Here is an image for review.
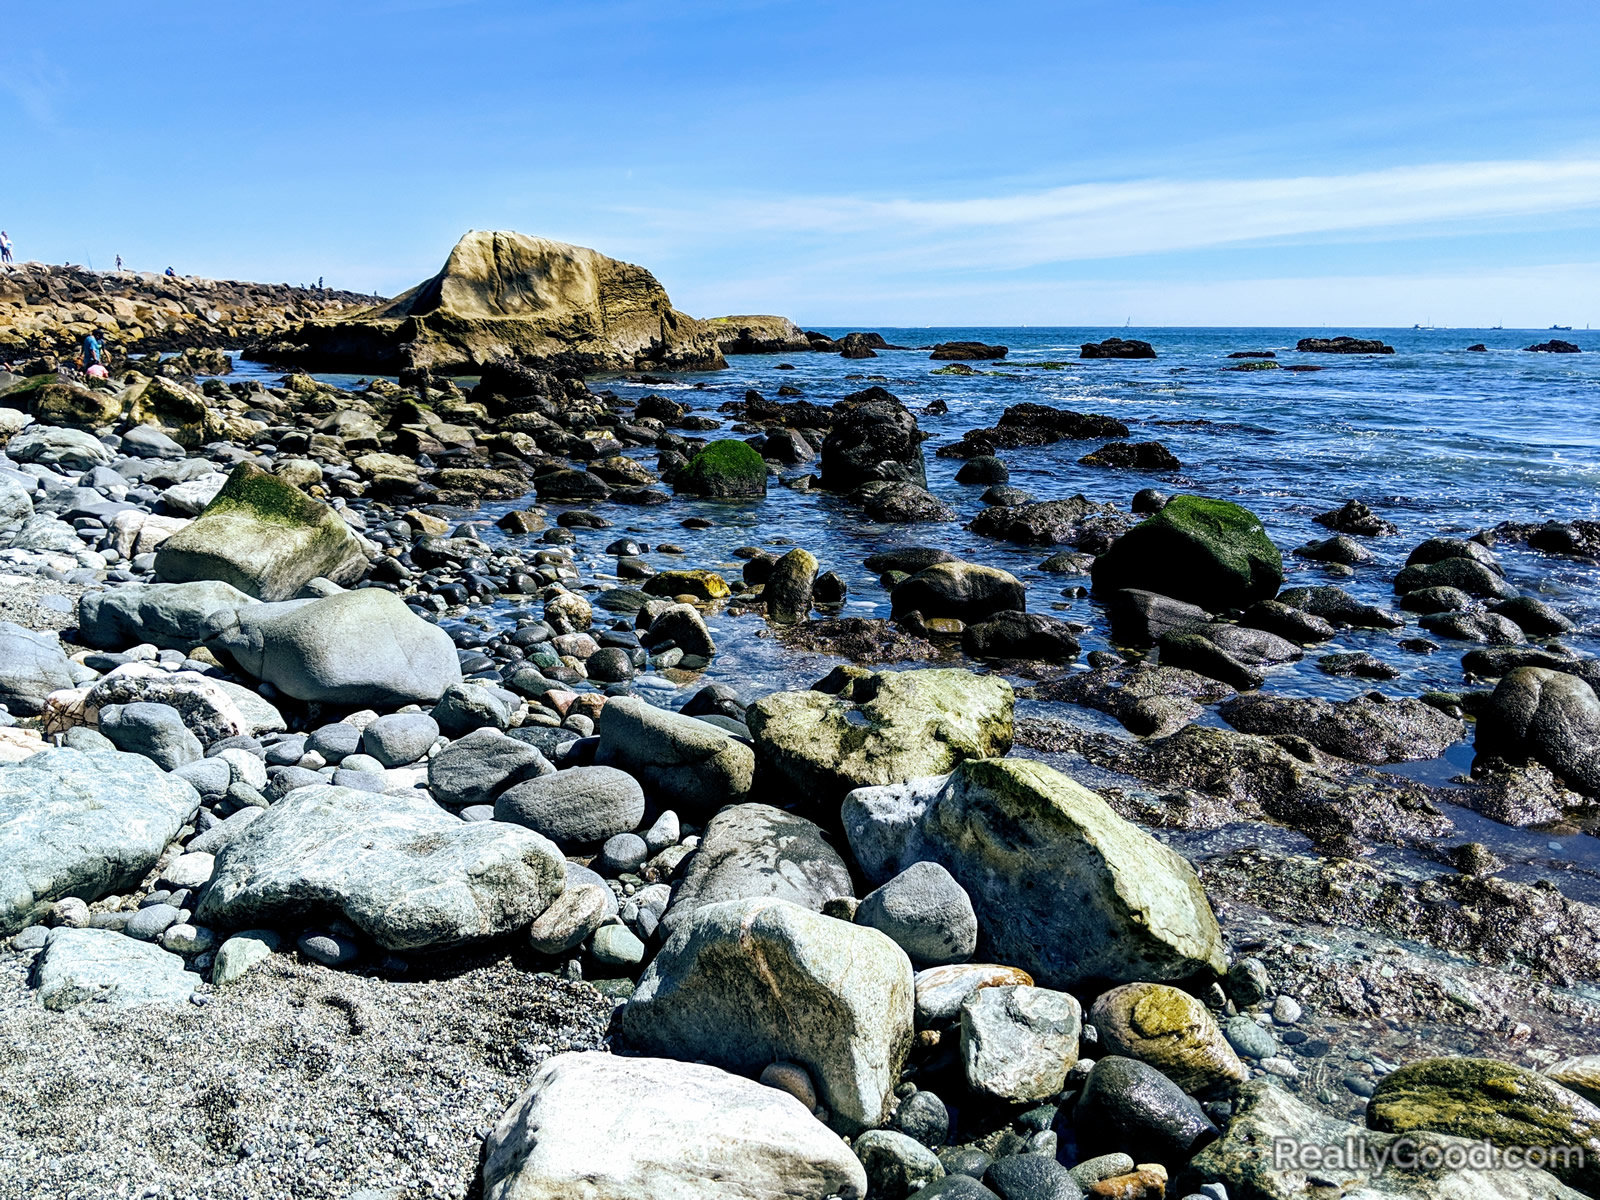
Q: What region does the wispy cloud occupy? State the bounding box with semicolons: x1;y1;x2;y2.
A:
617;156;1600;270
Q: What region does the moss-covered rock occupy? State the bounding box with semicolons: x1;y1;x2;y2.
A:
641;569;732;602
1368;1057;1600;1194
153;462;368;601
746;666;1013;805
1092;494;1283;610
674;439;768;499
0;374;121;429
1089;982;1248;1093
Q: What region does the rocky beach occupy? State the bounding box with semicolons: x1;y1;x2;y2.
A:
1;230;1599;1200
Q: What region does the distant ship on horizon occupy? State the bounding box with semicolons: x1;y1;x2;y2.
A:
1550;324;1573;331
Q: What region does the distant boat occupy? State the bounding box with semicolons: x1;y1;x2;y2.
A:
1491;325;1503;330
1550;324;1573;331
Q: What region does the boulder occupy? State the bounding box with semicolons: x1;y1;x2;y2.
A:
746;667;1014;805
197;785;566;951
0;746;199;934
930;341;1007;361
663;803;855;933
855;861;977;967
674;438;768;499
889;562;1026;623
1183;1078;1583;1200
6;425;113;468
32;926;200;1011
97;702;203;771
153;462;368;601
968;494;1127;547
264;230;727;374
1075;1056;1219;1164
853;757;1227;989
706;314;816;355
0;474;34;534
494;765;646;848
854;1130;945;1199
205;588;462;705
481;1052;867;1200
1089;982;1248;1093
960;984;1082;1101
820;396;928;491
1220;693;1466;765
595;695;754;815
961;611;1080;662
85;664;254;745
622;897;915;1134
1081;338;1156;359
0;621;74;715
1296;336;1394;353
1092;495;1283;610
765;547;819;622
854;481;956;523
78;580;259;652
1476;668;1600;795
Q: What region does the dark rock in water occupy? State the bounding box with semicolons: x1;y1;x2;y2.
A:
1405;535;1503;573
1130;488;1168;514
955;456;1009;485
1525;340;1581;353
865;547;957;575
1106;588;1208;647
813;570;848;604
962;611;1080;663
1077;441;1180;470
674;439;768;499
854;481;957;523
969;495;1127;549
838;332;880;358
777;617;949;665
1420;609;1525;645
1318;651;1400;679
1400;585;1473;614
1157;630;1273;690
1092;495;1283;610
1476;667;1600;796
821;395;928;491
1220;693;1466;764
1228;350;1276;359
1466;343;1488;352
1461;644;1583;679
1492;596;1575;636
1314;499;1398;537
939;404;1129;457
1294;534;1374;565
1037;661;1232;737
1241;599;1335;644
1503;518;1600;562
1395;558;1518;601
765;548;818;622
1296;336;1394;354
930;341;1007;361
680;683;746;721
1277;585;1403;629
557;509;611;528
1072;1056;1218;1164
535;469;610;502
980;485;1033;506
890;562;1025;624
1039;550;1094;575
1080;338;1156;360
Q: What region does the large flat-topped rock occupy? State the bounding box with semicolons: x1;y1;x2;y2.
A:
262;230;727;374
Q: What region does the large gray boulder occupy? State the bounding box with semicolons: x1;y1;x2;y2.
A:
595;695;754;814
0;747;200;934
1477;667;1600;795
86;664;255;745
78;580;258;651
494;765;645;848
153;462;368;601
0;621;75;715
623;897;915;1134
32;926;201;1010
197;785;566;950
205;588;462;705
428;727;553;807
661;803;855;933
846;757;1227;989
7;425;113;468
482;1052;868;1200
747;667;1014;807
97;702;203;770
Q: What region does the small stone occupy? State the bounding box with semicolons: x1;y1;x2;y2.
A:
854;1129;945;1200
48;897;91;928
1222;1015;1277;1061
600;832;649;873
527;884;610;956
159;923;216;955
1225;957;1271;1007
1271;995;1302;1025
759;1061;819;1112
892;1089;950;1148
298;931;359;967
589;923;645;970
159;851;216;890
644;809;681;853
125;903;182;941
212;930;280;985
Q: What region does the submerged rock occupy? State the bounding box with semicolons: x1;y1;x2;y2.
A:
1220;693;1467;764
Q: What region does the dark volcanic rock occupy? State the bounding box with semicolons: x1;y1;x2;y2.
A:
1296;336;1395;354
853;481;956;524
1036;661;1233;737
938;404;1128;457
1220;693;1467;764
819;394;927;491
969;495;1128;549
1277;586;1403;629
1077;441;1181;471
961;611;1080;663
1314;499;1398;537
890;561;1026;624
1081;338;1157;360
1525;340;1581;353
929;341;1007;361
1476;667;1600;796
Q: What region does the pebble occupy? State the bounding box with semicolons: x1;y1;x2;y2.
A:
124;903;183;941
644;809;680;853
298;932;360;967
160;924;216;955
1271;995;1303;1025
758;1061;818;1111
599;832;649;873
48;897;91;928
589;924;645;970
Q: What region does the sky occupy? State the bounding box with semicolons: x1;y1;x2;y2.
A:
3;0;1598;326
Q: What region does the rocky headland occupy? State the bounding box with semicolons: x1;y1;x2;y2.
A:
0;242;1598;1200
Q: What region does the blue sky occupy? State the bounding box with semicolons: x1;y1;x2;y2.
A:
4;1;1597;326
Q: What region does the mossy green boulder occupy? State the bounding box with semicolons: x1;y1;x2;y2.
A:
641;569;732;602
153;462;368;601
0;374;121;429
747;667;1013;805
1089;982;1248;1093
1092;494;1283;610
1368;1057;1600;1194
674;439;768;499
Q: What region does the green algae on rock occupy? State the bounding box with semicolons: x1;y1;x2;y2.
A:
1092;494;1284;610
673;438;768;499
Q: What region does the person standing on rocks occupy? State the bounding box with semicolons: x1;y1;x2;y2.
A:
81;331;103;372
0;231;12;264
115;254;123;271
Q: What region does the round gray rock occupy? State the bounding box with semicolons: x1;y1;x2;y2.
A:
495;766;645;848
855;860;977;967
